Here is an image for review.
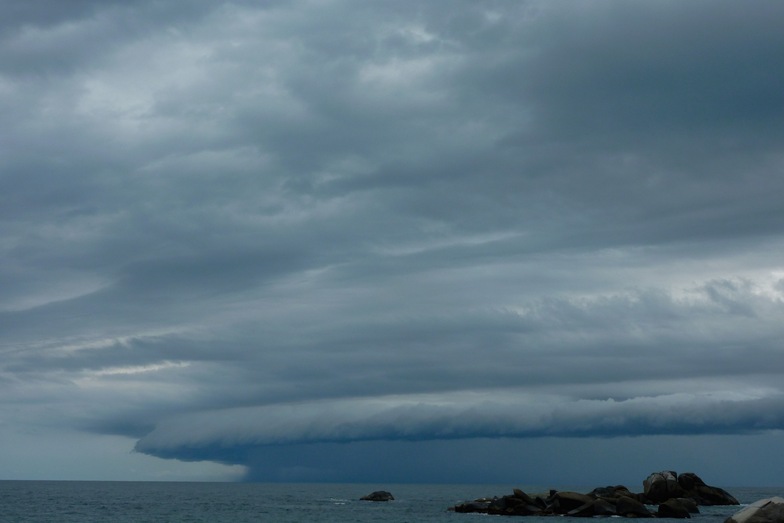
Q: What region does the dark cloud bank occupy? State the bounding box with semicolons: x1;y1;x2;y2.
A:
2;0;784;484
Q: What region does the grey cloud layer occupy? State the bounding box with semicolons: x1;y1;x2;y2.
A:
137;389;784;455
2;0;784;480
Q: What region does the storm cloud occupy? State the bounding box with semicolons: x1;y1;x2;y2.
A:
2;0;784;483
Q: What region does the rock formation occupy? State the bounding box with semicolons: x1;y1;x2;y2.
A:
642;471;739;506
452;487;655;518
451;470;737;518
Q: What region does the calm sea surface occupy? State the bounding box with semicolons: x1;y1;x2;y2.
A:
0;481;780;523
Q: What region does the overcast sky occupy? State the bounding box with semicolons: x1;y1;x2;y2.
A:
2;0;784;486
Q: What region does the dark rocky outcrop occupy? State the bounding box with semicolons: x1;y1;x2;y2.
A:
453;500;490;513
450;488;653;518
615;495;653;518
488;495;544;516
644;470;684;503
450;471;736;518
725;497;784;523
589;485;637;502
360;490;394;501
550;491;595;514
675;498;700;514
658;498;694;518
592;498;618;516
644;471;738;506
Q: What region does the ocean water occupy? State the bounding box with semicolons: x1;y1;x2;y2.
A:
0;481;780;522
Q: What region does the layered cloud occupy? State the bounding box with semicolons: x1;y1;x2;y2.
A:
137;389;784;456
2;0;784;482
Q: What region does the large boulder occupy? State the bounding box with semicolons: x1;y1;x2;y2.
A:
677;472;706;491
675;498;700;514
360;490;394;501
487;495;543;516
616;495;654;518
592;498;618;517
658;499;693;519
644;471;685;503
589;485;636;501
643;471;738;505
690;483;739;506
549;491;595;514
725;497;784;523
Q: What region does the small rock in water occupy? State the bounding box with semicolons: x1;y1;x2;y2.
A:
360;490;394;502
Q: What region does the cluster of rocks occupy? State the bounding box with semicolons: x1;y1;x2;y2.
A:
361;477;782;522
451;471;739;518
